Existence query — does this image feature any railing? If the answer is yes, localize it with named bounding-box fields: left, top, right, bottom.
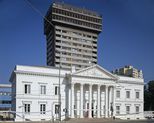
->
left=1, top=110, right=152, bottom=121
left=0, top=110, right=63, bottom=122
left=144, top=111, right=154, bottom=119
left=0, top=111, right=14, bottom=121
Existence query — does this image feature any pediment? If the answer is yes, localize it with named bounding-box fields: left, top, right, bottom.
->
left=72, top=64, right=118, bottom=80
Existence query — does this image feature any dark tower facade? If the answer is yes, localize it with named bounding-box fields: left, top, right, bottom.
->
left=44, top=2, right=102, bottom=70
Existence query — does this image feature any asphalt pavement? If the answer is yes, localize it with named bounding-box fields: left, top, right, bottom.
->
left=0, top=119, right=154, bottom=123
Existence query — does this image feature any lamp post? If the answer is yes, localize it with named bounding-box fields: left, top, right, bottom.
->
left=58, top=42, right=62, bottom=122
left=22, top=1, right=60, bottom=120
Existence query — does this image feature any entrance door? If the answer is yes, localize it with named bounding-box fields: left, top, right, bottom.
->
left=92, top=103, right=94, bottom=118
left=85, top=102, right=89, bottom=117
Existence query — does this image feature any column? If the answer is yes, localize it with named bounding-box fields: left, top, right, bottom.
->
left=112, top=86, right=115, bottom=117
left=80, top=84, right=84, bottom=118
left=109, top=87, right=113, bottom=117
left=68, top=85, right=71, bottom=117
left=71, top=83, right=74, bottom=118
left=97, top=85, right=101, bottom=118
left=105, top=85, right=108, bottom=118
left=89, top=84, right=92, bottom=118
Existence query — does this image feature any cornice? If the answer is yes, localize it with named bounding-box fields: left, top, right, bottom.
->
left=14, top=70, right=65, bottom=78
left=117, top=80, right=144, bottom=85
left=71, top=74, right=117, bottom=81
left=115, top=100, right=143, bottom=103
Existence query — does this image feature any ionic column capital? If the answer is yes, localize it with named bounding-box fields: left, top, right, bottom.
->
left=98, top=84, right=101, bottom=88
left=89, top=84, right=93, bottom=87
left=105, top=85, right=109, bottom=88
left=80, top=83, right=84, bottom=86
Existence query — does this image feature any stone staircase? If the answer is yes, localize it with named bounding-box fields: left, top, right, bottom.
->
left=65, top=118, right=117, bottom=123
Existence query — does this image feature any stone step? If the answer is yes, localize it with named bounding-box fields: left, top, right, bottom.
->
left=66, top=118, right=116, bottom=122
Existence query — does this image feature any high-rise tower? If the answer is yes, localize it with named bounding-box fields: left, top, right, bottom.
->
left=44, top=2, right=102, bottom=70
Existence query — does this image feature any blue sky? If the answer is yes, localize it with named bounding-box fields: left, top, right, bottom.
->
left=0, top=0, right=154, bottom=84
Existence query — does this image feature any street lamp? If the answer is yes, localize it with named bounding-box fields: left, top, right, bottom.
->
left=58, top=51, right=61, bottom=122
left=24, top=0, right=60, bottom=121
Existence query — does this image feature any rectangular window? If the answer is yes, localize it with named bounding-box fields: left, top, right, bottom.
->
left=25, top=84, right=31, bottom=94
left=126, top=106, right=130, bottom=114
left=126, top=91, right=130, bottom=98
left=116, top=90, right=120, bottom=98
left=136, top=106, right=139, bottom=114
left=116, top=106, right=120, bottom=114
left=40, top=104, right=46, bottom=114
left=40, top=85, right=46, bottom=95
left=55, top=104, right=60, bottom=114
left=24, top=104, right=30, bottom=113
left=56, top=29, right=61, bottom=32
left=136, top=92, right=139, bottom=99
left=55, top=86, right=59, bottom=95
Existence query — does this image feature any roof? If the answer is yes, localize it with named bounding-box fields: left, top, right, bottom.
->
left=71, top=64, right=119, bottom=80
left=0, top=84, right=11, bottom=88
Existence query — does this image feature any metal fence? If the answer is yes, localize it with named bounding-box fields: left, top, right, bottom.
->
left=144, top=111, right=154, bottom=119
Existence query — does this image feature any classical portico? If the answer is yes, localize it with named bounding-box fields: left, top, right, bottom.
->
left=68, top=65, right=118, bottom=118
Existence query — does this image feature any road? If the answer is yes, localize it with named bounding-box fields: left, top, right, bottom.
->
left=109, top=120, right=154, bottom=123
left=0, top=120, right=154, bottom=123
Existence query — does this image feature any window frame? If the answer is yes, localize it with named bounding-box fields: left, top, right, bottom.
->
left=40, top=104, right=46, bottom=114
left=55, top=86, right=59, bottom=95
left=116, top=90, right=120, bottom=98
left=40, top=85, right=46, bottom=95
left=116, top=106, right=120, bottom=115
left=126, top=91, right=130, bottom=99
left=24, top=84, right=31, bottom=94
left=126, top=106, right=130, bottom=114
left=135, top=106, right=139, bottom=114
left=24, top=103, right=30, bottom=114
left=55, top=104, right=60, bottom=114
left=136, top=91, right=140, bottom=99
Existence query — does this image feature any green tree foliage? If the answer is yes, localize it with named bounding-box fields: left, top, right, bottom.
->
left=144, top=89, right=151, bottom=110
left=144, top=80, right=154, bottom=111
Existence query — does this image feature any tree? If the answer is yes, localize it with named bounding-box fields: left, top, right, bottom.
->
left=144, top=89, right=151, bottom=111
left=148, top=81, right=154, bottom=110
left=144, top=80, right=154, bottom=111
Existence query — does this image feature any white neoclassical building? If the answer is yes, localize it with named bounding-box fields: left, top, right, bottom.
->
left=10, top=64, right=144, bottom=121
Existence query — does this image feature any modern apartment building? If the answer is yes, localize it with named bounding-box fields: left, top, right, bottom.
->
left=44, top=2, right=102, bottom=70
left=0, top=84, right=12, bottom=120
left=0, top=84, right=11, bottom=111
left=112, top=65, right=143, bottom=79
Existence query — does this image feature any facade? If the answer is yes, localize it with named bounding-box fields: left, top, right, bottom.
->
left=0, top=84, right=12, bottom=119
left=10, top=65, right=144, bottom=121
left=112, top=65, right=143, bottom=79
left=44, top=2, right=102, bottom=70
left=0, top=84, right=11, bottom=111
